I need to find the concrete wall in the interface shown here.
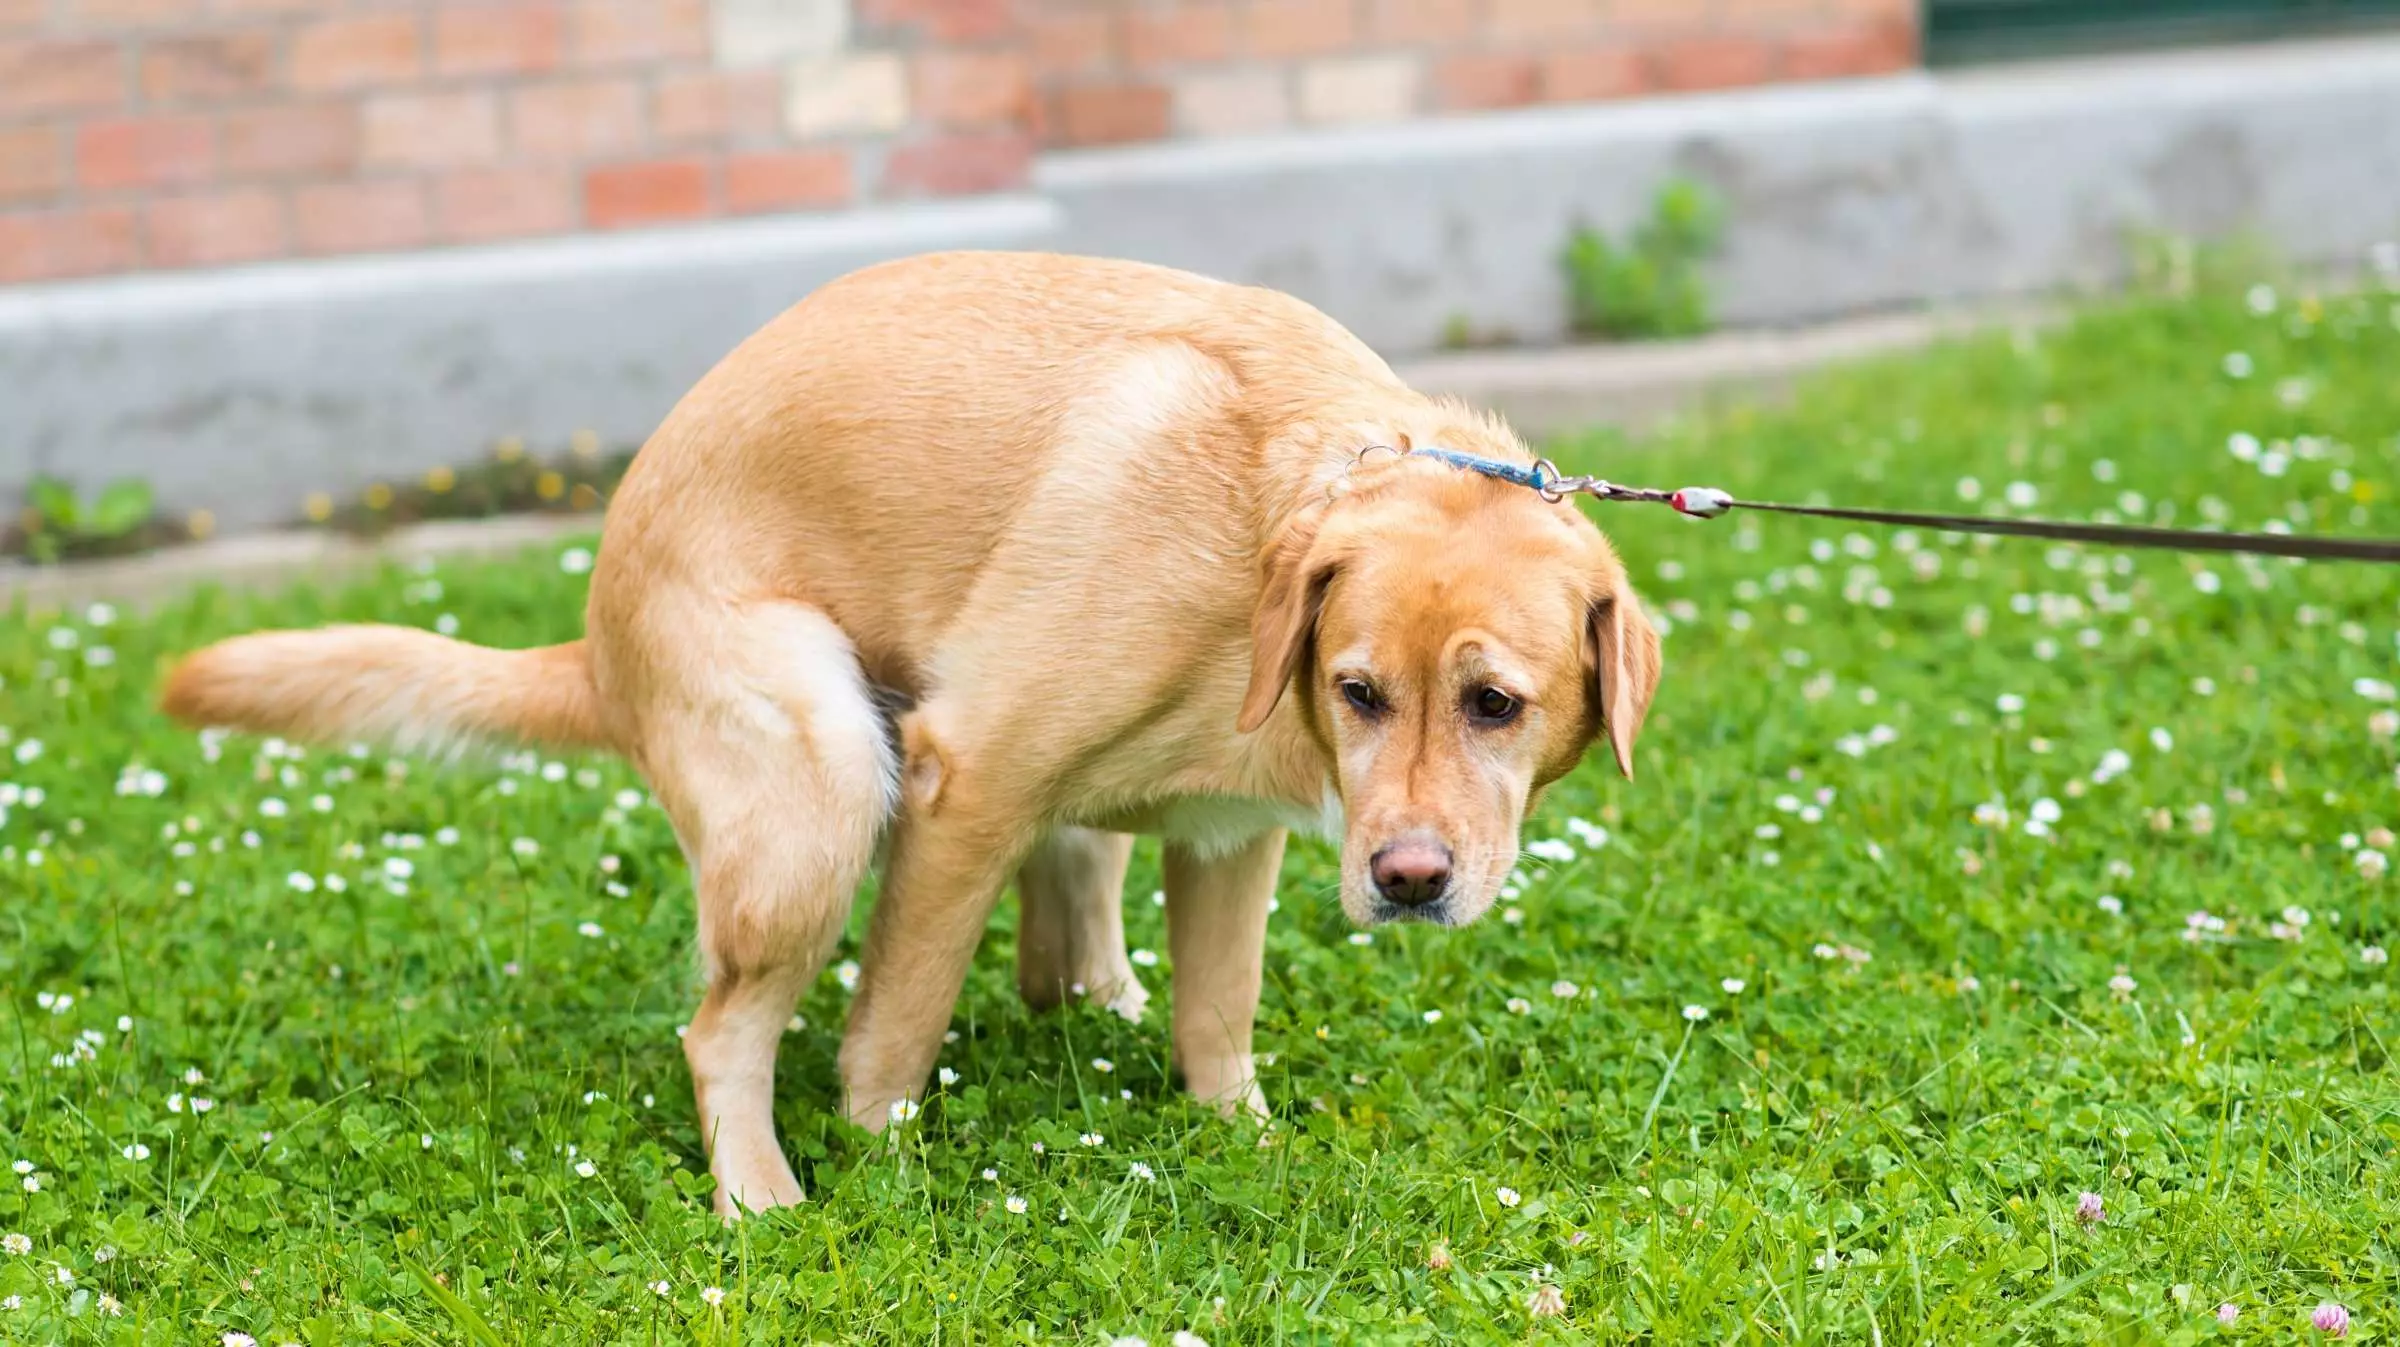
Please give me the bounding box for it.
[6,34,2400,533]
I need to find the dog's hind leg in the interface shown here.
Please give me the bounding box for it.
[627,601,895,1218]
[1015,827,1146,1022]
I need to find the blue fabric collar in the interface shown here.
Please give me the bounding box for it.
[1408,447,1554,493]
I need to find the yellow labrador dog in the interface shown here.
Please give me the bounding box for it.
[160,252,1661,1216]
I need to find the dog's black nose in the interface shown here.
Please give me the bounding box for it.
[1371,841,1452,907]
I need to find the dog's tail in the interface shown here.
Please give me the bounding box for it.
[159,625,611,756]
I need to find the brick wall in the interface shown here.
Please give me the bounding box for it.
[0,0,1915,286]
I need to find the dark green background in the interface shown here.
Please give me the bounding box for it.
[1927,0,2400,62]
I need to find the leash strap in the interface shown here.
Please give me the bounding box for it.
[1565,479,2400,564]
[1379,447,2400,565]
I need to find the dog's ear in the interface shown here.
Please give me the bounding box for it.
[1587,585,1662,780]
[1238,511,1344,734]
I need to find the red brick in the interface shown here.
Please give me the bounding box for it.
[1540,45,1648,102]
[0,126,62,202]
[510,77,644,157]
[1028,10,1112,80]
[568,0,706,68]
[144,188,287,268]
[1241,0,1352,58]
[215,0,342,13]
[1368,0,1475,44]
[1716,0,1831,19]
[1433,52,1539,112]
[76,115,214,191]
[291,14,424,92]
[65,0,184,28]
[362,90,500,168]
[221,103,359,178]
[0,205,138,282]
[140,32,278,104]
[433,164,574,240]
[435,3,565,77]
[652,69,782,145]
[1782,20,1915,80]
[583,157,709,228]
[1653,35,1777,92]
[859,0,1012,42]
[912,48,1029,128]
[1485,0,1606,40]
[1123,3,1233,69]
[1826,0,1916,20]
[723,149,849,214]
[294,177,428,254]
[1047,81,1169,147]
[0,40,126,117]
[882,129,1029,197]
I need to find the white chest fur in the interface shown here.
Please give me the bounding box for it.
[1086,787,1344,859]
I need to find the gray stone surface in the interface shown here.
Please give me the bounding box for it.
[0,195,1059,532]
[6,35,2399,534]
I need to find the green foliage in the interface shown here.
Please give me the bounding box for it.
[1562,178,1726,341]
[14,475,156,564]
[3,264,2399,1341]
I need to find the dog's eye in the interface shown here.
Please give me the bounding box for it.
[1338,678,1385,716]
[1469,686,1520,724]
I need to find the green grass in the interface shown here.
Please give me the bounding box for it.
[5,261,2400,1345]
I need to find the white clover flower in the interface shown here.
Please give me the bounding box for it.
[574,1159,597,1178]
[1506,997,1531,1015]
[1721,978,1745,995]
[1682,1005,1709,1022]
[1549,980,1579,999]
[1,1233,28,1255]
[700,1287,725,1306]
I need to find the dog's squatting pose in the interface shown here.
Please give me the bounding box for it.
[159,252,1663,1217]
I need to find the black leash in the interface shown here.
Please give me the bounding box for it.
[1399,446,2400,564]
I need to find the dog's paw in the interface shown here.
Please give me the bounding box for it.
[1183,1055,1267,1120]
[1101,976,1150,1024]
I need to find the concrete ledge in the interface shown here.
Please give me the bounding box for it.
[8,35,2400,535]
[1,195,1060,534]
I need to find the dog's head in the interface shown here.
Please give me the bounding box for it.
[1238,448,1660,927]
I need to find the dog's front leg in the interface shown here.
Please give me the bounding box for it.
[837,794,1028,1132]
[1164,828,1285,1119]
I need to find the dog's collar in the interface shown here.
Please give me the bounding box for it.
[1345,444,1563,498]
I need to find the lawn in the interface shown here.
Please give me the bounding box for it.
[3,254,2398,1345]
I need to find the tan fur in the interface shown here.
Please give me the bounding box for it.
[157,252,1661,1217]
